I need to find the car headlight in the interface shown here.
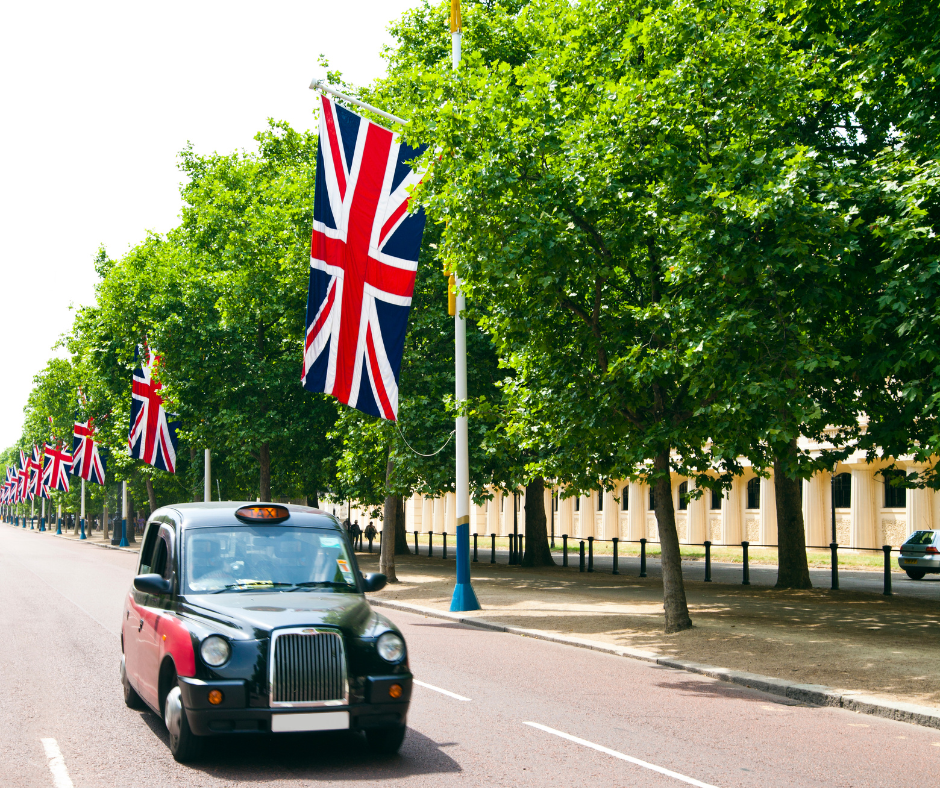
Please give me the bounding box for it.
[200,635,231,667]
[376,631,405,663]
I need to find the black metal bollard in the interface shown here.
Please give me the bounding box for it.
[562,534,568,567]
[414,530,419,556]
[882,545,892,596]
[587,536,594,572]
[491,533,496,564]
[509,533,515,564]
[519,534,524,561]
[368,536,373,553]
[442,532,448,560]
[741,541,750,585]
[473,533,478,563]
[579,541,585,572]
[612,537,619,575]
[639,538,647,578]
[704,540,712,581]
[428,531,433,557]
[830,542,839,590]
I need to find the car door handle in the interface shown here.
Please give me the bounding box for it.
[138,619,144,632]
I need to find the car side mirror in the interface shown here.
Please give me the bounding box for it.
[361,572,387,593]
[134,573,171,595]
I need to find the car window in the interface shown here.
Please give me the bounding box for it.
[151,534,169,578]
[182,526,358,594]
[904,531,937,546]
[139,522,161,574]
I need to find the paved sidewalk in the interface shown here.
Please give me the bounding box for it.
[361,552,940,717]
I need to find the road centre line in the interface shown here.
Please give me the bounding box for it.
[40,738,75,788]
[413,679,471,701]
[524,722,719,788]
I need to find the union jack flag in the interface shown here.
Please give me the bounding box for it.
[42,443,72,494]
[128,349,180,473]
[1,468,14,504]
[301,95,427,421]
[72,419,107,484]
[26,446,44,500]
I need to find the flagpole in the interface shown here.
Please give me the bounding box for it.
[80,479,86,540]
[120,480,129,547]
[449,0,480,613]
[204,449,212,502]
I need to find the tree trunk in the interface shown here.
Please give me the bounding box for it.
[259,442,271,501]
[653,450,693,633]
[774,438,812,589]
[145,477,157,516]
[309,490,319,508]
[380,459,399,582]
[189,447,198,502]
[393,495,409,555]
[521,475,555,567]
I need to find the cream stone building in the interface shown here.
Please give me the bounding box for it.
[327,435,936,550]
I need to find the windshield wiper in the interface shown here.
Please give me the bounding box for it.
[209,582,295,594]
[285,581,354,591]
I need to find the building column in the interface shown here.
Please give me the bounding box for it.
[559,490,574,537]
[760,475,778,546]
[805,471,831,548]
[602,487,617,541]
[850,467,878,548]
[721,477,744,545]
[627,481,645,541]
[421,495,433,536]
[907,468,933,536]
[687,479,707,544]
[445,492,457,534]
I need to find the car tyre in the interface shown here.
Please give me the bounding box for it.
[121,659,146,710]
[164,684,203,762]
[905,568,927,580]
[366,724,406,755]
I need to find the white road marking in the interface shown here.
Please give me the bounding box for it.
[413,679,471,701]
[524,722,720,788]
[40,739,74,788]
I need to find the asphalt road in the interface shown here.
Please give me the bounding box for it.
[2,523,938,788]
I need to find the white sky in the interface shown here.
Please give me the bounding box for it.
[0,0,423,449]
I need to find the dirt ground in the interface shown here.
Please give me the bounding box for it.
[361,552,940,710]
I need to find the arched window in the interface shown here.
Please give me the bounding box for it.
[621,486,629,511]
[597,492,603,512]
[678,482,689,511]
[746,477,761,510]
[832,472,852,509]
[882,469,908,508]
[649,487,657,511]
[711,488,722,510]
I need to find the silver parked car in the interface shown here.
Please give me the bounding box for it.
[897,530,940,580]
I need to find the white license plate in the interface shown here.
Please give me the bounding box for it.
[271,711,350,733]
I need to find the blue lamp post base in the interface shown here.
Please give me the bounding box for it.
[450,582,481,612]
[449,523,481,612]
[79,518,86,540]
[119,518,129,548]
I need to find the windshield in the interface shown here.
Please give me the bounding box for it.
[183,525,358,594]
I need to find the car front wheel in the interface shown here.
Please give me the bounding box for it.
[164,684,202,762]
[905,568,927,580]
[366,724,406,755]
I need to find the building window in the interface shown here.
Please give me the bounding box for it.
[500,496,504,512]
[575,497,580,512]
[746,477,761,510]
[554,494,559,512]
[882,469,908,509]
[832,472,852,509]
[597,492,603,512]
[678,482,689,511]
[621,486,629,511]
[649,488,656,511]
[711,488,722,510]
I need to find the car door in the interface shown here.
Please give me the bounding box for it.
[125,520,162,693]
[137,525,175,709]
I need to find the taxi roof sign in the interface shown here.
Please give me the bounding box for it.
[235,505,290,524]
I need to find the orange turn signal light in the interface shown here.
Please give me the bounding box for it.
[388,684,403,699]
[235,505,290,524]
[208,690,224,705]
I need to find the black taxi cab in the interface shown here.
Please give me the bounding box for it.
[120,502,412,762]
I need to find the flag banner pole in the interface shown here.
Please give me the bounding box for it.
[308,79,408,126]
[120,480,129,547]
[204,449,211,502]
[80,479,86,539]
[449,0,480,613]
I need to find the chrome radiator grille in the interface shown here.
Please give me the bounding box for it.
[270,629,347,707]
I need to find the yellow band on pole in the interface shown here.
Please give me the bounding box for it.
[450,0,461,33]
